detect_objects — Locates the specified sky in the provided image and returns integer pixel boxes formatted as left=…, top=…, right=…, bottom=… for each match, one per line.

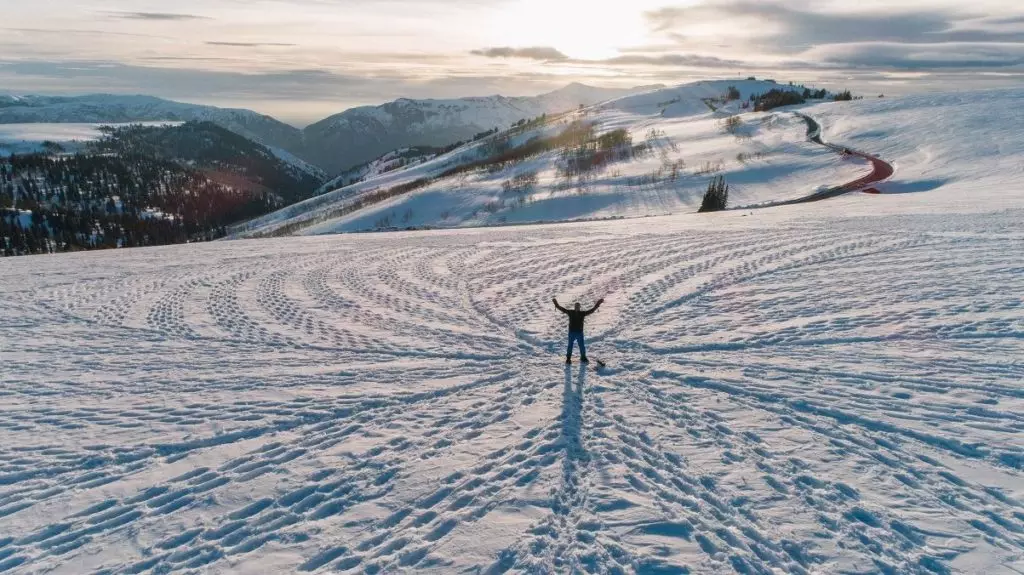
left=1, top=0, right=1022, bottom=125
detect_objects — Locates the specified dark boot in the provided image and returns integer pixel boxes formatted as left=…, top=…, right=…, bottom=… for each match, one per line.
left=565, top=356, right=572, bottom=365
left=580, top=356, right=589, bottom=363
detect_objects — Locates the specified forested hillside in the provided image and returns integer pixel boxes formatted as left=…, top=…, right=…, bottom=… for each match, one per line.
left=1, top=122, right=324, bottom=256
left=94, top=122, right=323, bottom=202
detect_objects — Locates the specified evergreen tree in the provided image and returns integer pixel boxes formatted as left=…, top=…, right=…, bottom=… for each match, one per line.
left=698, top=176, right=729, bottom=213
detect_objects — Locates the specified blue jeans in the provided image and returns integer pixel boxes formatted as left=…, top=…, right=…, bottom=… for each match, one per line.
left=566, top=331, right=587, bottom=359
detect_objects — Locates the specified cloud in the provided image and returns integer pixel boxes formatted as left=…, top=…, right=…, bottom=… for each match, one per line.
left=0, top=60, right=368, bottom=101
left=206, top=42, right=297, bottom=47
left=470, top=46, right=569, bottom=61
left=806, top=42, right=1024, bottom=70
left=0, top=59, right=595, bottom=124
left=5, top=27, right=164, bottom=39
left=576, top=53, right=750, bottom=69
left=109, top=12, right=209, bottom=21
left=470, top=46, right=747, bottom=68
left=645, top=2, right=1024, bottom=52
left=950, top=14, right=1024, bottom=35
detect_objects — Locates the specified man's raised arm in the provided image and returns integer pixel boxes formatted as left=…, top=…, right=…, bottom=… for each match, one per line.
left=552, top=298, right=568, bottom=313
left=584, top=298, right=605, bottom=315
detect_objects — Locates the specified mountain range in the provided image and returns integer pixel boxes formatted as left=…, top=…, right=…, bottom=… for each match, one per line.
left=0, top=83, right=661, bottom=175
left=0, top=94, right=302, bottom=152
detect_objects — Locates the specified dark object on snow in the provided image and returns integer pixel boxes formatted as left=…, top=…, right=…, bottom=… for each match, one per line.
left=553, top=297, right=603, bottom=362
left=553, top=298, right=602, bottom=332
left=698, top=175, right=729, bottom=212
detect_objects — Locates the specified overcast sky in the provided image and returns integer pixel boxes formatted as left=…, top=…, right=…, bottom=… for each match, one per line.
left=2, top=0, right=1022, bottom=125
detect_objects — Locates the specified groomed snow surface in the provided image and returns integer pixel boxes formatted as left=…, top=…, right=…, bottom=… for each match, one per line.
left=3, top=200, right=1023, bottom=573
left=3, top=85, right=1024, bottom=574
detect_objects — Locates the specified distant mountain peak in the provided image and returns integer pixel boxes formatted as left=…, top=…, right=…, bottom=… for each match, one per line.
left=299, top=83, right=656, bottom=174
left=0, top=84, right=659, bottom=176
left=0, top=93, right=304, bottom=154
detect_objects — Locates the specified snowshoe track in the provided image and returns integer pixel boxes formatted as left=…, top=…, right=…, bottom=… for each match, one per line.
left=1, top=214, right=1021, bottom=573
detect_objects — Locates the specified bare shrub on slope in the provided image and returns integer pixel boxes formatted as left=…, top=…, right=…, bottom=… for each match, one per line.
left=722, top=115, right=742, bottom=134
left=695, top=160, right=724, bottom=176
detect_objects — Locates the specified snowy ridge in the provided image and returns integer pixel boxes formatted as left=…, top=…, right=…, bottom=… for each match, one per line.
left=0, top=94, right=303, bottom=153
left=315, top=147, right=441, bottom=195
left=231, top=79, right=857, bottom=237
left=264, top=145, right=329, bottom=183
left=310, top=84, right=654, bottom=134
left=2, top=205, right=1022, bottom=573
left=297, top=83, right=661, bottom=174
left=0, top=84, right=659, bottom=176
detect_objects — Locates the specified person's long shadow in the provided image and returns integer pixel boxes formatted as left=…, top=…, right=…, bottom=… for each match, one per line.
left=558, top=364, right=589, bottom=512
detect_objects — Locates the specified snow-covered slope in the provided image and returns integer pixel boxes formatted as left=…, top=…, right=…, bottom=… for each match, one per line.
left=803, top=88, right=1024, bottom=213
left=2, top=201, right=1022, bottom=573
left=315, top=147, right=442, bottom=194
left=299, top=83, right=662, bottom=174
left=0, top=94, right=304, bottom=154
left=264, top=145, right=329, bottom=184
left=4, top=79, right=1024, bottom=575
left=236, top=82, right=1024, bottom=238
left=232, top=79, right=852, bottom=237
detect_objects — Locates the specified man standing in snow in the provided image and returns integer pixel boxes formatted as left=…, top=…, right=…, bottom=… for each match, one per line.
left=553, top=297, right=603, bottom=364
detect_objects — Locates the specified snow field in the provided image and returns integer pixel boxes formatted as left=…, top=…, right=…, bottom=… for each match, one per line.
left=2, top=207, right=1022, bottom=574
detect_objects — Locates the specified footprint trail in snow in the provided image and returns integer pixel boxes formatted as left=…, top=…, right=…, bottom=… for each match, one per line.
left=1, top=212, right=1022, bottom=574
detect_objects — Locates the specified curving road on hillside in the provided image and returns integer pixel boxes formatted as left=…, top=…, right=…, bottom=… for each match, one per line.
left=787, top=113, right=893, bottom=203
left=735, top=112, right=894, bottom=209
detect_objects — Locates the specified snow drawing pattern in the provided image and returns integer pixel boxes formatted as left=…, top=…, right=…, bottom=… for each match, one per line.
left=1, top=211, right=1022, bottom=574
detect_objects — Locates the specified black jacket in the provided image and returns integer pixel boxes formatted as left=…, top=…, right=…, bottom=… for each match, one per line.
left=554, top=300, right=601, bottom=332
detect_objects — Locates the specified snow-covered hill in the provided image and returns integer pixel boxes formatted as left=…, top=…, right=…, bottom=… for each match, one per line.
left=3, top=198, right=1022, bottom=573
left=0, top=94, right=304, bottom=156
left=231, top=79, right=846, bottom=237
left=263, top=145, right=329, bottom=184
left=804, top=88, right=1024, bottom=211
left=234, top=81, right=1024, bottom=238
left=298, top=83, right=663, bottom=174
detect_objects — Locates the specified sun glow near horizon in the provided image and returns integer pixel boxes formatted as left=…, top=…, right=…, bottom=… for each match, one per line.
left=2, top=0, right=1023, bottom=122
left=489, top=0, right=665, bottom=61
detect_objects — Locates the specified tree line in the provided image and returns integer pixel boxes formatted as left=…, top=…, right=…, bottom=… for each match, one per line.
left=0, top=153, right=274, bottom=256
left=1, top=122, right=323, bottom=257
